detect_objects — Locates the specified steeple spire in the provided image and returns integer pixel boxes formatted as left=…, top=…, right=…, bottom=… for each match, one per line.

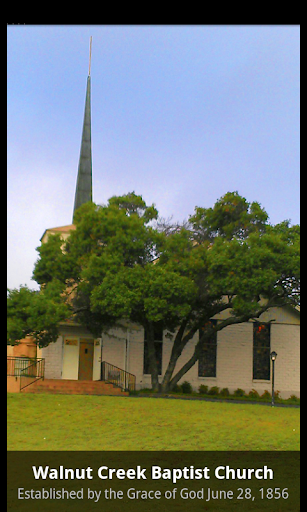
left=73, top=37, right=93, bottom=222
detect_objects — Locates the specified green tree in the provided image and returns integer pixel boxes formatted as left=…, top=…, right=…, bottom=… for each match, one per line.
left=7, top=192, right=300, bottom=391
left=7, top=281, right=69, bottom=347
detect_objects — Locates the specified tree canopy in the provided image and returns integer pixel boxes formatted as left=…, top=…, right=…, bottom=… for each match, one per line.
left=7, top=191, right=300, bottom=391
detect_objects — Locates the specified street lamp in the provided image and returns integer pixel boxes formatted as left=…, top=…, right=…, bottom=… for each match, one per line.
left=270, top=351, right=277, bottom=407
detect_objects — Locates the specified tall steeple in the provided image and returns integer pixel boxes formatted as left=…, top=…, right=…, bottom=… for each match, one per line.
left=73, top=37, right=93, bottom=222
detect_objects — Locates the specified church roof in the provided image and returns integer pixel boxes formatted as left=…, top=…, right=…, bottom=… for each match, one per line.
left=73, top=73, right=92, bottom=222
left=73, top=36, right=93, bottom=222
left=40, top=224, right=76, bottom=242
left=41, top=38, right=93, bottom=243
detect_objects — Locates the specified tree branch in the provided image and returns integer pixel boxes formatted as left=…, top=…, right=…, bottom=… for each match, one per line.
left=168, top=298, right=281, bottom=389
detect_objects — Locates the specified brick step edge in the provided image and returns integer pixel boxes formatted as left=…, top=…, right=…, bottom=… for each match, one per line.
left=22, top=388, right=128, bottom=395
left=21, top=379, right=129, bottom=395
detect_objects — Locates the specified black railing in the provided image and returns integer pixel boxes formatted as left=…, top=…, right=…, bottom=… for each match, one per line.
left=100, top=361, right=136, bottom=392
left=7, top=357, right=45, bottom=391
left=7, top=357, right=35, bottom=376
left=20, top=358, right=45, bottom=391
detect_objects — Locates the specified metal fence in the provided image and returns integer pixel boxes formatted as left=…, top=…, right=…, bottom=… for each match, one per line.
left=7, top=357, right=45, bottom=391
left=7, top=357, right=34, bottom=376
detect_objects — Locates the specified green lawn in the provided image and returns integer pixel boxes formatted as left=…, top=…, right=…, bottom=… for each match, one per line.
left=7, top=393, right=299, bottom=451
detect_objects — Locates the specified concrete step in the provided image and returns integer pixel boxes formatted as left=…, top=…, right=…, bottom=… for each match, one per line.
left=21, top=379, right=129, bottom=396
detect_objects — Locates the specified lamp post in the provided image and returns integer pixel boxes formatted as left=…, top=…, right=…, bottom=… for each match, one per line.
left=270, top=351, right=277, bottom=407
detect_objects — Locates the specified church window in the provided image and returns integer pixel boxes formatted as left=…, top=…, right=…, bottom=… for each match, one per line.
left=253, top=322, right=270, bottom=380
left=198, top=320, right=217, bottom=378
left=143, top=325, right=163, bottom=375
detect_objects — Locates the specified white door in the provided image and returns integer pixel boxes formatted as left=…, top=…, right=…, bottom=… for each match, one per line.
left=62, top=338, right=79, bottom=379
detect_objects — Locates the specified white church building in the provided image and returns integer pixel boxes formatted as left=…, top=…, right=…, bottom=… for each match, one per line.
left=9, top=39, right=300, bottom=399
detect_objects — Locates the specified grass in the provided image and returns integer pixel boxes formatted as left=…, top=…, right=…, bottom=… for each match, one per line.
left=7, top=393, right=299, bottom=451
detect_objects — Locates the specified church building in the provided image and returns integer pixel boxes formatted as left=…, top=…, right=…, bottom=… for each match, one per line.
left=9, top=41, right=300, bottom=399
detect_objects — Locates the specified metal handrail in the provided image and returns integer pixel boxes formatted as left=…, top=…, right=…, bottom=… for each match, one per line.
left=101, top=361, right=136, bottom=392
left=19, top=358, right=45, bottom=391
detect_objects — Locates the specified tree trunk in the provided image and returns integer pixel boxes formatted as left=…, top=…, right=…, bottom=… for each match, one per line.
left=163, top=304, right=272, bottom=391
left=150, top=300, right=276, bottom=393
left=159, top=303, right=234, bottom=392
left=146, top=322, right=160, bottom=392
left=160, top=321, right=199, bottom=393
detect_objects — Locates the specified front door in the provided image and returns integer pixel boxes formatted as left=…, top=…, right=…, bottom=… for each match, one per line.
left=78, top=339, right=94, bottom=380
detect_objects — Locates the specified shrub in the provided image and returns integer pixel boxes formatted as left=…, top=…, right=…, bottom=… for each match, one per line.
left=171, top=384, right=182, bottom=393
left=208, top=386, right=220, bottom=396
left=234, top=388, right=245, bottom=397
left=128, top=389, right=139, bottom=396
left=248, top=389, right=260, bottom=399
left=289, top=394, right=299, bottom=403
left=181, top=381, right=193, bottom=394
left=261, top=390, right=271, bottom=400
left=220, top=387, right=230, bottom=397
left=198, top=384, right=208, bottom=395
left=139, top=388, right=152, bottom=393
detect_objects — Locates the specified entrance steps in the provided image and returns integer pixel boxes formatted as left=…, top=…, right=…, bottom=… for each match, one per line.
left=21, top=379, right=129, bottom=396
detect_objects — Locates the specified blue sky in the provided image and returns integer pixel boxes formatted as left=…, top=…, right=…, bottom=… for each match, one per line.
left=7, top=25, right=300, bottom=290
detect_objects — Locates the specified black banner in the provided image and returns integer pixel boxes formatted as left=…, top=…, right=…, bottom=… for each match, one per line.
left=8, top=451, right=299, bottom=511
